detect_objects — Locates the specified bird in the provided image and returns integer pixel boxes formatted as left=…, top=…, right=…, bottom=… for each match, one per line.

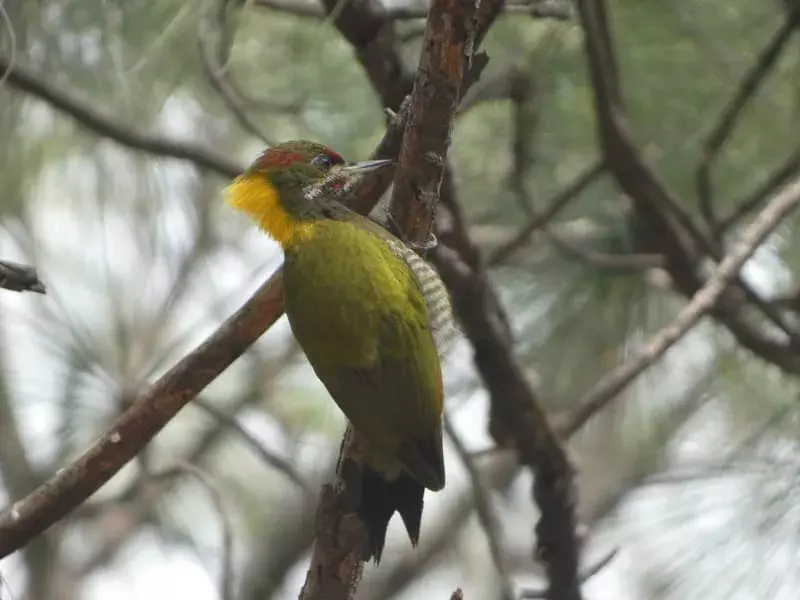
left=225, top=140, right=456, bottom=563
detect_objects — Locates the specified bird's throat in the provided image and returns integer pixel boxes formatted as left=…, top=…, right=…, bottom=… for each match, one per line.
left=226, top=174, right=314, bottom=248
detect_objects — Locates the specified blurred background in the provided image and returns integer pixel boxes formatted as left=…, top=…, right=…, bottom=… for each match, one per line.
left=1, top=0, right=800, bottom=599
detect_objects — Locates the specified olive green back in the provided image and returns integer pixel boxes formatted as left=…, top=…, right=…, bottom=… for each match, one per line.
left=282, top=218, right=445, bottom=490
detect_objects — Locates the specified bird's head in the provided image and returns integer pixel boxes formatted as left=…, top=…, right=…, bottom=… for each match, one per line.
left=226, top=140, right=391, bottom=247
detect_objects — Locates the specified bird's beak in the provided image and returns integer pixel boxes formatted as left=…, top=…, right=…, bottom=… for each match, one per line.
left=341, top=159, right=393, bottom=174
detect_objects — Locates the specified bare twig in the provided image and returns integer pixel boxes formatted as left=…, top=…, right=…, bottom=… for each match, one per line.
left=318, top=0, right=413, bottom=112
left=159, top=462, right=235, bottom=600
left=0, top=0, right=16, bottom=88
left=718, top=144, right=800, bottom=231
left=198, top=0, right=275, bottom=145
left=508, top=71, right=536, bottom=216
left=192, top=397, right=312, bottom=495
left=488, top=160, right=604, bottom=266
left=0, top=56, right=243, bottom=178
left=576, top=0, right=800, bottom=365
left=434, top=245, right=583, bottom=600
left=546, top=231, right=665, bottom=271
left=0, top=259, right=46, bottom=294
left=562, top=177, right=800, bottom=438
left=444, top=414, right=514, bottom=600
left=696, top=13, right=799, bottom=233
left=0, top=269, right=285, bottom=557
left=518, top=549, right=618, bottom=599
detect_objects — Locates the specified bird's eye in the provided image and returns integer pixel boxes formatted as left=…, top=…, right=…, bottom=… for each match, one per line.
left=311, top=154, right=334, bottom=169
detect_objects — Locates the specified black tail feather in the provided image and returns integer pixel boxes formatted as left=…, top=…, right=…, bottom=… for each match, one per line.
left=358, top=467, right=424, bottom=564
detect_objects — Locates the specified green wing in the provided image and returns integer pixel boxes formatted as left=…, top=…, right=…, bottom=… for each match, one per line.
left=283, top=220, right=445, bottom=490
left=311, top=313, right=445, bottom=491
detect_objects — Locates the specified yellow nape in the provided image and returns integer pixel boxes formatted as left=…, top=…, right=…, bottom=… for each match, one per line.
left=225, top=174, right=314, bottom=248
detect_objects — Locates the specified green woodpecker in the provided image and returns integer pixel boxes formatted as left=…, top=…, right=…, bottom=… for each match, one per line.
left=226, top=140, right=455, bottom=562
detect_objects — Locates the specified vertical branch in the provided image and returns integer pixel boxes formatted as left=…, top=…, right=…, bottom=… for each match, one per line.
left=299, top=1, right=479, bottom=599
left=389, top=0, right=478, bottom=243
left=299, top=429, right=369, bottom=600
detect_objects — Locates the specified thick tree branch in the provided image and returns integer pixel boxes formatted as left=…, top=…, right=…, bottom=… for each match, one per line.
left=318, top=0, right=413, bottom=112
left=300, top=1, right=478, bottom=597
left=0, top=270, right=284, bottom=557
left=389, top=0, right=477, bottom=241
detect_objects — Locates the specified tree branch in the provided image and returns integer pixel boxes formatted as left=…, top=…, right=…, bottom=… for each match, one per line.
left=444, top=413, right=514, bottom=600
left=389, top=0, right=478, bottom=241
left=299, top=0, right=479, bottom=597
left=487, top=160, right=604, bottom=266
left=576, top=0, right=800, bottom=368
left=718, top=144, right=800, bottom=231
left=0, top=269, right=284, bottom=557
left=562, top=176, right=800, bottom=437
left=0, top=56, right=243, bottom=178
left=433, top=243, right=583, bottom=600
left=0, top=259, right=46, bottom=294
left=0, top=0, right=499, bottom=562
left=696, top=12, right=799, bottom=233
left=193, top=397, right=312, bottom=495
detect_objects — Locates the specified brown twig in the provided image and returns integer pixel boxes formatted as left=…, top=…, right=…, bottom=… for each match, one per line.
left=298, top=427, right=369, bottom=600
left=518, top=549, right=618, bottom=599
left=718, top=144, right=800, bottom=231
left=696, top=13, right=799, bottom=234
left=198, top=0, right=275, bottom=145
left=318, top=0, right=413, bottom=112
left=546, top=231, right=665, bottom=271
left=192, top=397, right=312, bottom=495
left=0, top=56, right=243, bottom=178
left=576, top=0, right=800, bottom=363
left=0, top=269, right=284, bottom=557
left=444, top=413, right=514, bottom=600
left=488, top=160, right=604, bottom=266
left=161, top=462, right=235, bottom=600
left=508, top=71, right=537, bottom=216
left=561, top=176, right=800, bottom=438
left=0, top=259, right=46, bottom=294
left=433, top=245, right=583, bottom=600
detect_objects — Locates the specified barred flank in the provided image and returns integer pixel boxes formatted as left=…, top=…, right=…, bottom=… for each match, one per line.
left=387, top=241, right=459, bottom=354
